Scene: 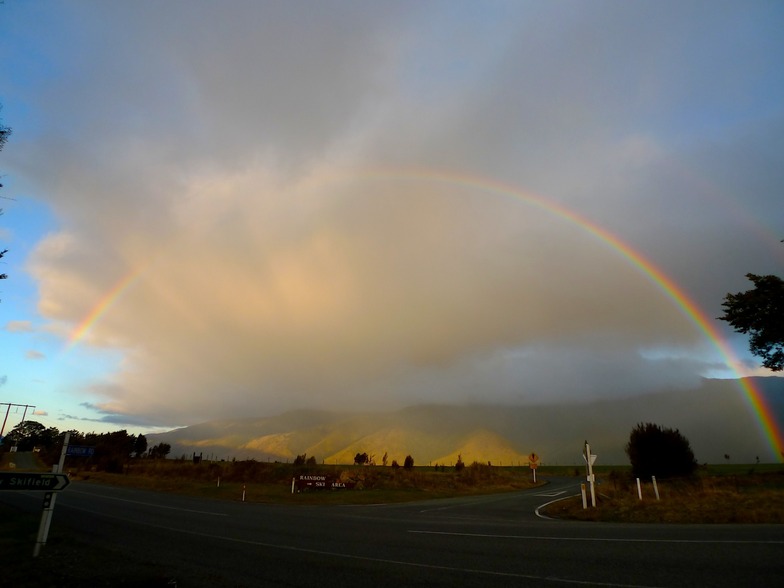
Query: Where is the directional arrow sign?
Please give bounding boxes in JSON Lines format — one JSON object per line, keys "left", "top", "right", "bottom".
{"left": 0, "top": 472, "right": 70, "bottom": 492}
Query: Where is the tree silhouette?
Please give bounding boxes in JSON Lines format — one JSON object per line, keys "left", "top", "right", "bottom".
{"left": 719, "top": 272, "right": 784, "bottom": 371}
{"left": 455, "top": 454, "right": 465, "bottom": 471}
{"left": 0, "top": 103, "right": 10, "bottom": 285}
{"left": 625, "top": 422, "right": 697, "bottom": 478}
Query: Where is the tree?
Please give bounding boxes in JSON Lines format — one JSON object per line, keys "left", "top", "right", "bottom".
{"left": 0, "top": 104, "right": 10, "bottom": 152}
{"left": 149, "top": 442, "right": 171, "bottom": 459}
{"left": 133, "top": 434, "right": 148, "bottom": 457}
{"left": 0, "top": 104, "right": 10, "bottom": 284}
{"left": 2, "top": 421, "right": 58, "bottom": 452}
{"left": 455, "top": 454, "right": 465, "bottom": 472}
{"left": 403, "top": 454, "right": 414, "bottom": 470}
{"left": 719, "top": 273, "right": 784, "bottom": 371}
{"left": 625, "top": 422, "right": 697, "bottom": 479}
{"left": 353, "top": 452, "right": 368, "bottom": 465}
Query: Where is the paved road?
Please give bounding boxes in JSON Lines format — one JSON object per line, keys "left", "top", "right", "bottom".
{"left": 4, "top": 476, "right": 783, "bottom": 587}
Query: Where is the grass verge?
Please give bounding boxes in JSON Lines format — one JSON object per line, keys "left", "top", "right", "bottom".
{"left": 541, "top": 469, "right": 784, "bottom": 523}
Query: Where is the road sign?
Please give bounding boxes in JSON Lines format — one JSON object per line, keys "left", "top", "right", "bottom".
{"left": 528, "top": 452, "right": 539, "bottom": 464}
{"left": 66, "top": 445, "right": 95, "bottom": 457}
{"left": 0, "top": 472, "right": 70, "bottom": 492}
{"left": 582, "top": 453, "right": 597, "bottom": 466}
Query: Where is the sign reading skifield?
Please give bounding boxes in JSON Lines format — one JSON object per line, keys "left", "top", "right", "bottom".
{"left": 0, "top": 472, "right": 70, "bottom": 492}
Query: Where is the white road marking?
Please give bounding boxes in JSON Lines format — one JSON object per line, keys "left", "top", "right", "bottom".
{"left": 534, "top": 490, "right": 568, "bottom": 497}
{"left": 52, "top": 503, "right": 666, "bottom": 588}
{"left": 409, "top": 529, "right": 784, "bottom": 544}
{"left": 67, "top": 488, "right": 228, "bottom": 516}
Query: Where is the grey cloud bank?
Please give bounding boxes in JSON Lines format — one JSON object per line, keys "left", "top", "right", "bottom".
{"left": 1, "top": 1, "right": 782, "bottom": 429}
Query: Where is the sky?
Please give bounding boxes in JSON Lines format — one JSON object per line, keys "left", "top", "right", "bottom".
{"left": 0, "top": 0, "right": 782, "bottom": 437}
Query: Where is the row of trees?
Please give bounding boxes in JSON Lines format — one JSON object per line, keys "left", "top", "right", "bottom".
{"left": 0, "top": 421, "right": 171, "bottom": 472}
{"left": 353, "top": 451, "right": 414, "bottom": 469}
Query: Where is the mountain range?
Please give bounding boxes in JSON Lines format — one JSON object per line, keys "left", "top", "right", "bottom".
{"left": 147, "top": 377, "right": 784, "bottom": 466}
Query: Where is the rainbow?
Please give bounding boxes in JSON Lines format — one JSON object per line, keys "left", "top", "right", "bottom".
{"left": 354, "top": 167, "right": 783, "bottom": 459}
{"left": 66, "top": 166, "right": 783, "bottom": 458}
{"left": 66, "top": 264, "right": 145, "bottom": 350}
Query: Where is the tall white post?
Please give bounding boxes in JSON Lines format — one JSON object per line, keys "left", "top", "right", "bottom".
{"left": 34, "top": 432, "right": 70, "bottom": 557}
{"left": 652, "top": 476, "right": 660, "bottom": 501}
{"left": 585, "top": 441, "right": 596, "bottom": 507}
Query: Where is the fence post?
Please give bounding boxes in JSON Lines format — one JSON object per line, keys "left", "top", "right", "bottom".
{"left": 652, "top": 476, "right": 660, "bottom": 500}
{"left": 636, "top": 477, "right": 642, "bottom": 500}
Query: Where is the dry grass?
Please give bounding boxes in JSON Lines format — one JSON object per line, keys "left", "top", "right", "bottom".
{"left": 542, "top": 470, "right": 784, "bottom": 524}
{"left": 68, "top": 460, "right": 539, "bottom": 505}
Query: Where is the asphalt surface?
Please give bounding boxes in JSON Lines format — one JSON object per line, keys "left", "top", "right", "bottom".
{"left": 4, "top": 476, "right": 784, "bottom": 587}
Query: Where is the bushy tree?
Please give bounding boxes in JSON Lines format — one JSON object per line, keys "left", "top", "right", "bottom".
{"left": 403, "top": 454, "right": 414, "bottom": 470}
{"left": 293, "top": 453, "right": 307, "bottom": 466}
{"left": 719, "top": 273, "right": 784, "bottom": 371}
{"left": 354, "top": 452, "right": 368, "bottom": 465}
{"left": 148, "top": 442, "right": 171, "bottom": 459}
{"left": 2, "top": 421, "right": 59, "bottom": 452}
{"left": 625, "top": 422, "right": 697, "bottom": 479}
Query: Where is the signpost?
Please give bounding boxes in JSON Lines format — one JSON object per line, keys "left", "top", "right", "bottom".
{"left": 38, "top": 431, "right": 70, "bottom": 556}
{"left": 583, "top": 440, "right": 597, "bottom": 508}
{"left": 528, "top": 452, "right": 540, "bottom": 483}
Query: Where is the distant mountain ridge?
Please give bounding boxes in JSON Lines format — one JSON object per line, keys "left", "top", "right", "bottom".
{"left": 147, "top": 377, "right": 784, "bottom": 465}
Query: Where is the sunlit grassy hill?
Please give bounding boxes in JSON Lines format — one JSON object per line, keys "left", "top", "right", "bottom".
{"left": 432, "top": 429, "right": 531, "bottom": 466}
{"left": 146, "top": 377, "right": 784, "bottom": 465}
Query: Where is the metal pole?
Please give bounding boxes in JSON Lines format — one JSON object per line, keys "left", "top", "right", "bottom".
{"left": 0, "top": 403, "right": 10, "bottom": 437}
{"left": 21, "top": 404, "right": 34, "bottom": 423}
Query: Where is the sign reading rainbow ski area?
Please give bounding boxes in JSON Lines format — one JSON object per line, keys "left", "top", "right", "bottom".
{"left": 292, "top": 474, "right": 356, "bottom": 492}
